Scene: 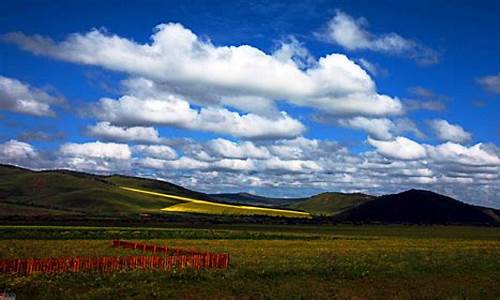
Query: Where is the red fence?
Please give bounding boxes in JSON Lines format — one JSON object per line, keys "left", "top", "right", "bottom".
{"left": 0, "top": 240, "right": 229, "bottom": 276}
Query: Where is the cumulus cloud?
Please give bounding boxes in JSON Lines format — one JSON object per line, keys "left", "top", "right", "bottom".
{"left": 368, "top": 136, "right": 499, "bottom": 167}
{"left": 367, "top": 136, "right": 427, "bottom": 160}
{"left": 428, "top": 119, "right": 471, "bottom": 143}
{"left": 261, "top": 157, "right": 322, "bottom": 172}
{"left": 0, "top": 139, "right": 38, "bottom": 163}
{"left": 428, "top": 142, "right": 500, "bottom": 166}
{"left": 93, "top": 80, "right": 306, "bottom": 139}
{"left": 87, "top": 122, "right": 162, "bottom": 143}
{"left": 59, "top": 141, "right": 131, "bottom": 160}
{"left": 134, "top": 144, "right": 177, "bottom": 160}
{"left": 3, "top": 23, "right": 402, "bottom": 118}
{"left": 393, "top": 118, "right": 425, "bottom": 139}
{"left": 208, "top": 138, "right": 270, "bottom": 159}
{"left": 322, "top": 116, "right": 423, "bottom": 141}
{"left": 320, "top": 10, "right": 439, "bottom": 65}
{"left": 476, "top": 73, "right": 500, "bottom": 94}
{"left": 338, "top": 117, "right": 394, "bottom": 140}
{"left": 56, "top": 141, "right": 132, "bottom": 172}
{"left": 0, "top": 75, "right": 63, "bottom": 116}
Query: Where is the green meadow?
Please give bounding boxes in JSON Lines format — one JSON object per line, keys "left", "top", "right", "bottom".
{"left": 1, "top": 225, "right": 499, "bottom": 299}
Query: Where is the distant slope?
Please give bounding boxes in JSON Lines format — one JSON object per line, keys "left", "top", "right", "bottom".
{"left": 334, "top": 189, "right": 499, "bottom": 224}
{"left": 123, "top": 187, "right": 311, "bottom": 218}
{"left": 105, "top": 175, "right": 212, "bottom": 200}
{"left": 209, "top": 192, "right": 306, "bottom": 207}
{"left": 289, "top": 192, "right": 375, "bottom": 216}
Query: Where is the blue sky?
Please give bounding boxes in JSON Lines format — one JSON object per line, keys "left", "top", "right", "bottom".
{"left": 1, "top": 0, "right": 499, "bottom": 207}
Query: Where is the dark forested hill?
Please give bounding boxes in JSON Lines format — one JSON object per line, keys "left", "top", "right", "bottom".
{"left": 333, "top": 189, "right": 500, "bottom": 224}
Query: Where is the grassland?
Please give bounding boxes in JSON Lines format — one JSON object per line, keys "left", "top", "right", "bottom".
{"left": 1, "top": 225, "right": 499, "bottom": 299}
{"left": 289, "top": 192, "right": 374, "bottom": 216}
{"left": 121, "top": 187, "right": 311, "bottom": 218}
{"left": 0, "top": 167, "right": 181, "bottom": 215}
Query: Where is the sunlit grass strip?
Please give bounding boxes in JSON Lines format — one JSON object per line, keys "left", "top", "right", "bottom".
{"left": 120, "top": 187, "right": 311, "bottom": 218}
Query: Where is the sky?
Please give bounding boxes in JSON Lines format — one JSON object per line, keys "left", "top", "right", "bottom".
{"left": 0, "top": 0, "right": 499, "bottom": 207}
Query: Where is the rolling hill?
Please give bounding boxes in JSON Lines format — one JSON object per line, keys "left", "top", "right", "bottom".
{"left": 334, "top": 189, "right": 500, "bottom": 224}
{"left": 0, "top": 164, "right": 310, "bottom": 218}
{"left": 289, "top": 192, "right": 375, "bottom": 216}
{"left": 0, "top": 164, "right": 182, "bottom": 215}
{"left": 123, "top": 187, "right": 310, "bottom": 218}
{"left": 0, "top": 164, "right": 498, "bottom": 224}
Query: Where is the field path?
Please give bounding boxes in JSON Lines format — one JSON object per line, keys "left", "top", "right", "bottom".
{"left": 120, "top": 186, "right": 311, "bottom": 218}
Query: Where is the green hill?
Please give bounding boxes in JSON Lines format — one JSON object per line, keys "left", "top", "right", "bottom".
{"left": 289, "top": 192, "right": 375, "bottom": 216}
{"left": 1, "top": 164, "right": 498, "bottom": 224}
{"left": 0, "top": 164, "right": 309, "bottom": 218}
{"left": 0, "top": 164, "right": 181, "bottom": 215}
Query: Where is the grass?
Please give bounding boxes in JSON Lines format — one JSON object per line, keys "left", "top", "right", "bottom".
{"left": 0, "top": 168, "right": 181, "bottom": 215}
{"left": 289, "top": 192, "right": 374, "bottom": 216}
{"left": 0, "top": 203, "right": 75, "bottom": 216}
{"left": 0, "top": 225, "right": 499, "bottom": 299}
{"left": 121, "top": 187, "right": 311, "bottom": 218}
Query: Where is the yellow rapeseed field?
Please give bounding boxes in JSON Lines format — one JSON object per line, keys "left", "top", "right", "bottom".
{"left": 120, "top": 186, "right": 311, "bottom": 218}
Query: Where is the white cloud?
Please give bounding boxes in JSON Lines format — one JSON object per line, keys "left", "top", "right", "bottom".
{"left": 4, "top": 23, "right": 403, "bottom": 117}
{"left": 0, "top": 75, "right": 63, "bottom": 116}
{"left": 59, "top": 141, "right": 131, "bottom": 160}
{"left": 95, "top": 89, "right": 306, "bottom": 139}
{"left": 367, "top": 135, "right": 500, "bottom": 167}
{"left": 162, "top": 156, "right": 210, "bottom": 170}
{"left": 193, "top": 107, "right": 305, "bottom": 139}
{"left": 338, "top": 117, "right": 394, "bottom": 140}
{"left": 136, "top": 157, "right": 170, "bottom": 170}
{"left": 213, "top": 158, "right": 256, "bottom": 171}
{"left": 394, "top": 118, "right": 425, "bottom": 139}
{"left": 272, "top": 36, "right": 315, "bottom": 69}
{"left": 321, "top": 10, "right": 439, "bottom": 65}
{"left": 208, "top": 138, "right": 270, "bottom": 159}
{"left": 428, "top": 119, "right": 471, "bottom": 143}
{"left": 367, "top": 136, "right": 427, "bottom": 160}
{"left": 134, "top": 144, "right": 177, "bottom": 160}
{"left": 428, "top": 142, "right": 500, "bottom": 166}
{"left": 261, "top": 157, "right": 322, "bottom": 173}
{"left": 0, "top": 139, "right": 38, "bottom": 162}
{"left": 270, "top": 137, "right": 347, "bottom": 162}
{"left": 96, "top": 94, "right": 196, "bottom": 127}
{"left": 476, "top": 73, "right": 500, "bottom": 94}
{"left": 87, "top": 122, "right": 161, "bottom": 143}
